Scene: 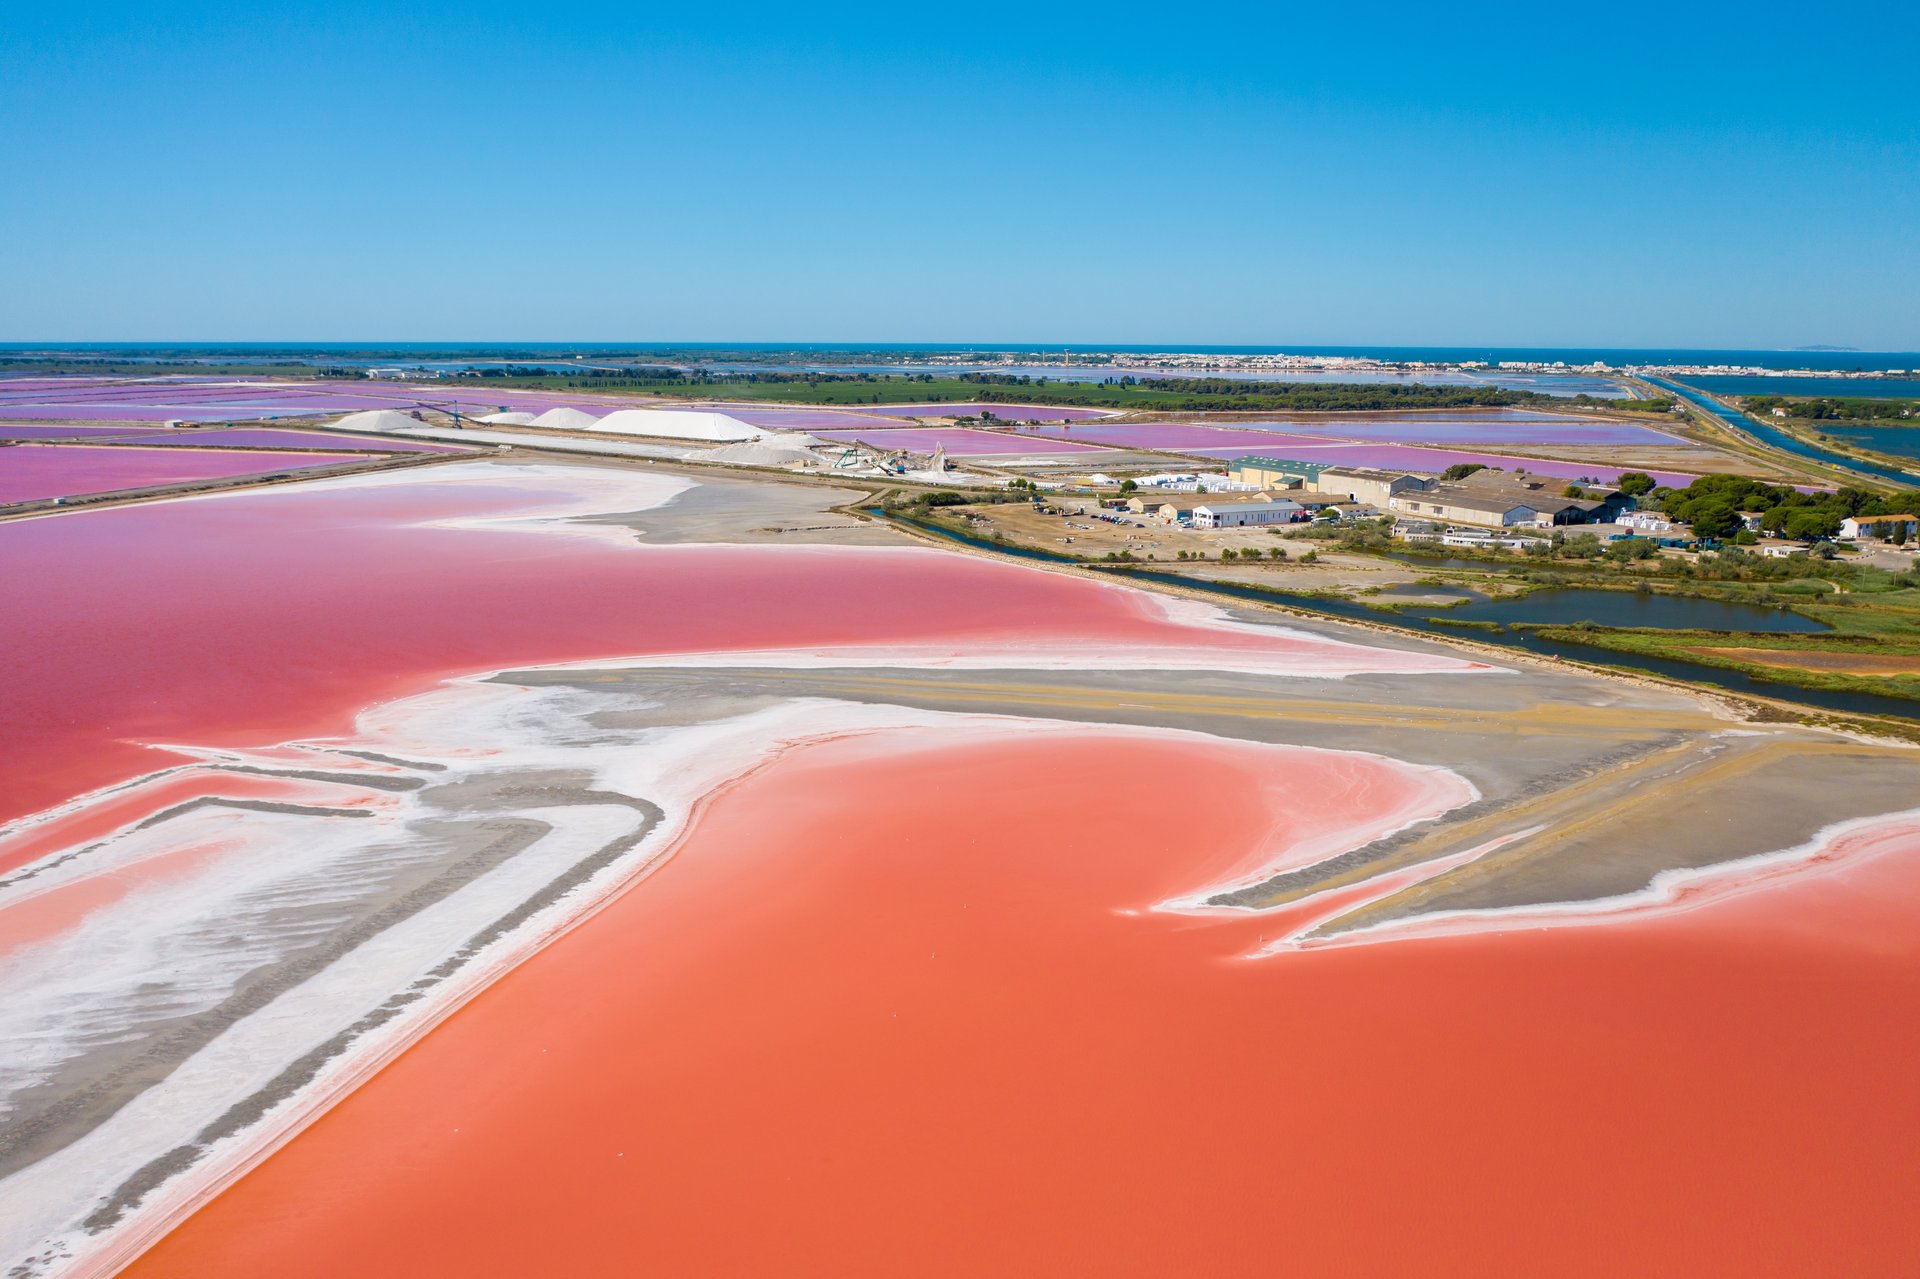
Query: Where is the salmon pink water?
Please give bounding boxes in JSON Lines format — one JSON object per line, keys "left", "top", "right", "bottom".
{"left": 123, "top": 729, "right": 1920, "bottom": 1277}
{"left": 11, "top": 460, "right": 1917, "bottom": 1278}
{"left": 0, "top": 462, "right": 1463, "bottom": 833}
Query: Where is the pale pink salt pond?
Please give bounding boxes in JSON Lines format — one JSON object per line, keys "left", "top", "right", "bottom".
{"left": 812, "top": 427, "right": 1112, "bottom": 455}
{"left": 0, "top": 424, "right": 172, "bottom": 441}
{"left": 123, "top": 428, "right": 469, "bottom": 454}
{"left": 857, "top": 403, "right": 1110, "bottom": 421}
{"left": 0, "top": 445, "right": 374, "bottom": 504}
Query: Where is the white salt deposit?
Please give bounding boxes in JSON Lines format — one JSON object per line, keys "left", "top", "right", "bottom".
{"left": 704, "top": 432, "right": 830, "bottom": 467}
{"left": 530, "top": 406, "right": 603, "bottom": 431}
{"left": 329, "top": 409, "right": 431, "bottom": 434}
{"left": 589, "top": 408, "right": 766, "bottom": 443}
{"left": 478, "top": 411, "right": 538, "bottom": 426}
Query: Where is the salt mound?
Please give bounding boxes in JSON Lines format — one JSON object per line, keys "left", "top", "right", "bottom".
{"left": 331, "top": 409, "right": 429, "bottom": 433}
{"left": 704, "top": 432, "right": 830, "bottom": 466}
{"left": 479, "top": 411, "right": 538, "bottom": 426}
{"left": 590, "top": 408, "right": 765, "bottom": 443}
{"left": 531, "top": 406, "right": 603, "bottom": 431}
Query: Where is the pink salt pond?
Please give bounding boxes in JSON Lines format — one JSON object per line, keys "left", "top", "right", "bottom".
{"left": 0, "top": 444, "right": 375, "bottom": 505}
{"left": 812, "top": 427, "right": 1112, "bottom": 455}
{"left": 123, "top": 428, "right": 468, "bottom": 454}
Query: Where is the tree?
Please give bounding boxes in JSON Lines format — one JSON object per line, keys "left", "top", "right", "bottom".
{"left": 1688, "top": 502, "right": 1742, "bottom": 541}
{"left": 1616, "top": 471, "right": 1655, "bottom": 497}
{"left": 1784, "top": 509, "right": 1841, "bottom": 541}
{"left": 1895, "top": 523, "right": 1911, "bottom": 547}
{"left": 1559, "top": 533, "right": 1605, "bottom": 559}
{"left": 1118, "top": 479, "right": 1137, "bottom": 494}
{"left": 1605, "top": 536, "right": 1657, "bottom": 562}
{"left": 1562, "top": 484, "right": 1585, "bottom": 499}
{"left": 1441, "top": 463, "right": 1489, "bottom": 481}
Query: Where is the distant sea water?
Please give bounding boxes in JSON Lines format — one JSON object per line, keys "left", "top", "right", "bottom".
{"left": 7, "top": 344, "right": 1917, "bottom": 402}
{"left": 4, "top": 343, "right": 1918, "bottom": 373}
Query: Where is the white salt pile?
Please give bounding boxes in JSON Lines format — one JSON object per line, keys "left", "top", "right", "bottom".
{"left": 330, "top": 409, "right": 432, "bottom": 434}
{"left": 478, "top": 411, "right": 538, "bottom": 426}
{"left": 590, "top": 409, "right": 765, "bottom": 443}
{"left": 531, "top": 407, "right": 603, "bottom": 431}
{"left": 704, "top": 433, "right": 830, "bottom": 466}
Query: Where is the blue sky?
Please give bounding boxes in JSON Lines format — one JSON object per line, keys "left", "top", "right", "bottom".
{"left": 2, "top": 1, "right": 1916, "bottom": 347}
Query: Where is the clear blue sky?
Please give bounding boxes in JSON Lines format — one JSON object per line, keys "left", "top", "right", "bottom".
{"left": 2, "top": 1, "right": 1916, "bottom": 348}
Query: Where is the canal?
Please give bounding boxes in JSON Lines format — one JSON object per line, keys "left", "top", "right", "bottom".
{"left": 1648, "top": 377, "right": 1920, "bottom": 489}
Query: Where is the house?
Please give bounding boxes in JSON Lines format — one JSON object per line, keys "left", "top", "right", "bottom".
{"left": 1149, "top": 499, "right": 1196, "bottom": 523}
{"left": 1737, "top": 511, "right": 1765, "bottom": 533}
{"left": 1190, "top": 496, "right": 1305, "bottom": 529}
{"left": 1840, "top": 514, "right": 1919, "bottom": 541}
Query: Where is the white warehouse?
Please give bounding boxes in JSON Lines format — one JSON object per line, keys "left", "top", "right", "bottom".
{"left": 1191, "top": 495, "right": 1304, "bottom": 529}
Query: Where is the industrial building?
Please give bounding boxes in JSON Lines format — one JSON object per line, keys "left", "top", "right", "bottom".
{"left": 1190, "top": 495, "right": 1305, "bottom": 528}
{"left": 1311, "top": 466, "right": 1435, "bottom": 507}
{"left": 1225, "top": 457, "right": 1322, "bottom": 489}
{"left": 1389, "top": 490, "right": 1553, "bottom": 528}
{"left": 1390, "top": 470, "right": 1632, "bottom": 529}
{"left": 1145, "top": 498, "right": 1197, "bottom": 522}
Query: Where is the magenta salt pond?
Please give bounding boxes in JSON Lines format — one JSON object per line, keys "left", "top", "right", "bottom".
{"left": 0, "top": 445, "right": 375, "bottom": 504}
{"left": 0, "top": 424, "right": 170, "bottom": 440}
{"left": 707, "top": 406, "right": 918, "bottom": 431}
{"left": 856, "top": 403, "right": 1110, "bottom": 421}
{"left": 1184, "top": 441, "right": 1697, "bottom": 487}
{"left": 1024, "top": 421, "right": 1348, "bottom": 452}
{"left": 0, "top": 377, "right": 645, "bottom": 423}
{"left": 125, "top": 428, "right": 469, "bottom": 454}
{"left": 812, "top": 427, "right": 1111, "bottom": 455}
{"left": 1229, "top": 417, "right": 1690, "bottom": 447}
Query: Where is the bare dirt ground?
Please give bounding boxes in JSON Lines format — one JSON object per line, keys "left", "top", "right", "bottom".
{"left": 1694, "top": 646, "right": 1920, "bottom": 677}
